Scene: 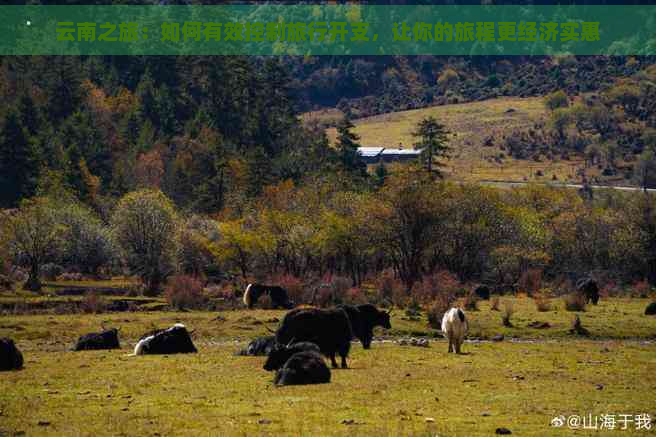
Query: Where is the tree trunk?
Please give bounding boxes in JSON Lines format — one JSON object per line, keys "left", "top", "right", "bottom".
{"left": 24, "top": 264, "right": 42, "bottom": 292}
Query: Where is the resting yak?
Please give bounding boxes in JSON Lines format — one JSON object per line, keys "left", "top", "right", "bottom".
{"left": 133, "top": 324, "right": 197, "bottom": 355}
{"left": 235, "top": 335, "right": 276, "bottom": 356}
{"left": 273, "top": 351, "right": 331, "bottom": 386}
{"left": 577, "top": 277, "right": 600, "bottom": 305}
{"left": 243, "top": 284, "right": 293, "bottom": 309}
{"left": 0, "top": 337, "right": 24, "bottom": 371}
{"left": 275, "top": 307, "right": 352, "bottom": 368}
{"left": 263, "top": 341, "right": 321, "bottom": 371}
{"left": 337, "top": 304, "right": 392, "bottom": 349}
{"left": 73, "top": 327, "right": 121, "bottom": 351}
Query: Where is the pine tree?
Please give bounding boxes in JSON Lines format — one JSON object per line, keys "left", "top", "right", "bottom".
{"left": 412, "top": 116, "right": 451, "bottom": 178}
{"left": 0, "top": 110, "right": 38, "bottom": 207}
{"left": 336, "top": 115, "right": 366, "bottom": 177}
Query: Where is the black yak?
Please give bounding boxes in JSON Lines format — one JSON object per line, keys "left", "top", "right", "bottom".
{"left": 235, "top": 335, "right": 276, "bottom": 356}
{"left": 577, "top": 277, "right": 600, "bottom": 305}
{"left": 263, "top": 341, "right": 321, "bottom": 371}
{"left": 243, "top": 284, "right": 293, "bottom": 309}
{"left": 273, "top": 351, "right": 331, "bottom": 386}
{"left": 338, "top": 304, "right": 392, "bottom": 349}
{"left": 645, "top": 302, "right": 656, "bottom": 315}
{"left": 275, "top": 307, "right": 352, "bottom": 368}
{"left": 0, "top": 337, "right": 24, "bottom": 371}
{"left": 133, "top": 324, "right": 197, "bottom": 355}
{"left": 73, "top": 328, "right": 120, "bottom": 351}
{"left": 474, "top": 285, "right": 491, "bottom": 300}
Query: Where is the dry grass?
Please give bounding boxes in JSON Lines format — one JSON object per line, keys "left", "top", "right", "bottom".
{"left": 534, "top": 295, "right": 552, "bottom": 312}
{"left": 1, "top": 339, "right": 654, "bottom": 436}
{"left": 326, "top": 97, "right": 587, "bottom": 183}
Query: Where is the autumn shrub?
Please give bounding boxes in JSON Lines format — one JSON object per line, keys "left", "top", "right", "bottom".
{"left": 373, "top": 269, "right": 404, "bottom": 305}
{"left": 564, "top": 293, "right": 586, "bottom": 312}
{"left": 463, "top": 292, "right": 479, "bottom": 311}
{"left": 490, "top": 296, "right": 500, "bottom": 311}
{"left": 600, "top": 280, "right": 619, "bottom": 298}
{"left": 632, "top": 279, "right": 651, "bottom": 298}
{"left": 270, "top": 273, "right": 306, "bottom": 304}
{"left": 534, "top": 294, "right": 552, "bottom": 312}
{"left": 517, "top": 268, "right": 542, "bottom": 296}
{"left": 412, "top": 271, "right": 463, "bottom": 303}
{"left": 427, "top": 292, "right": 454, "bottom": 330}
{"left": 164, "top": 275, "right": 207, "bottom": 310}
{"left": 80, "top": 292, "right": 107, "bottom": 314}
{"left": 311, "top": 274, "right": 352, "bottom": 307}
{"left": 344, "top": 287, "right": 368, "bottom": 305}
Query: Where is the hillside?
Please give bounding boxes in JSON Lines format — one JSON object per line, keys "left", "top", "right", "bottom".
{"left": 326, "top": 96, "right": 588, "bottom": 183}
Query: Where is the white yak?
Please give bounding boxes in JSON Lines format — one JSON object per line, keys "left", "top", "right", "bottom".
{"left": 441, "top": 308, "right": 468, "bottom": 354}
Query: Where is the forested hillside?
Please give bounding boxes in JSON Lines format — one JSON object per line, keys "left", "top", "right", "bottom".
{"left": 287, "top": 55, "right": 656, "bottom": 118}
{"left": 0, "top": 55, "right": 341, "bottom": 212}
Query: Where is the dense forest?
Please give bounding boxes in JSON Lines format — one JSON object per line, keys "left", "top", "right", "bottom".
{"left": 3, "top": 52, "right": 656, "bottom": 299}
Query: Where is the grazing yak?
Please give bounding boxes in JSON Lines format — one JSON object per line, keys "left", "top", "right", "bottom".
{"left": 576, "top": 277, "right": 600, "bottom": 305}
{"left": 275, "top": 307, "right": 352, "bottom": 368}
{"left": 273, "top": 351, "right": 331, "bottom": 386}
{"left": 73, "top": 327, "right": 121, "bottom": 351}
{"left": 235, "top": 335, "right": 277, "bottom": 356}
{"left": 243, "top": 284, "right": 293, "bottom": 309}
{"left": 474, "top": 285, "right": 491, "bottom": 300}
{"left": 0, "top": 337, "right": 24, "bottom": 371}
{"left": 338, "top": 304, "right": 392, "bottom": 349}
{"left": 441, "top": 308, "right": 468, "bottom": 354}
{"left": 133, "top": 323, "right": 197, "bottom": 355}
{"left": 263, "top": 341, "right": 321, "bottom": 371}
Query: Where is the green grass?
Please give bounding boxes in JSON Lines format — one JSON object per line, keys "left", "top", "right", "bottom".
{"left": 1, "top": 297, "right": 655, "bottom": 435}
{"left": 1, "top": 340, "right": 655, "bottom": 436}
{"left": 326, "top": 96, "right": 591, "bottom": 184}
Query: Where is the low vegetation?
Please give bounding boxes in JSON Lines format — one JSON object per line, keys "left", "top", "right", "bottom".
{"left": 1, "top": 299, "right": 655, "bottom": 436}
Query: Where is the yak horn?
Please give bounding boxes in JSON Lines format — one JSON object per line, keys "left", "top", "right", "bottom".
{"left": 287, "top": 337, "right": 295, "bottom": 347}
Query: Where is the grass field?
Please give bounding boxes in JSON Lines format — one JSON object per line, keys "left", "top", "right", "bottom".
{"left": 2, "top": 293, "right": 656, "bottom": 436}
{"left": 325, "top": 97, "right": 590, "bottom": 184}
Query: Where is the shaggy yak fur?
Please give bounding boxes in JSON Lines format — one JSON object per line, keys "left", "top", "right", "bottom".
{"left": 275, "top": 307, "right": 352, "bottom": 368}
{"left": 577, "top": 277, "right": 600, "bottom": 305}
{"left": 234, "top": 335, "right": 277, "bottom": 356}
{"left": 441, "top": 308, "right": 468, "bottom": 354}
{"left": 474, "top": 285, "right": 491, "bottom": 300}
{"left": 263, "top": 341, "right": 321, "bottom": 371}
{"left": 133, "top": 324, "right": 197, "bottom": 355}
{"left": 243, "top": 284, "right": 294, "bottom": 309}
{"left": 337, "top": 304, "right": 392, "bottom": 349}
{"left": 0, "top": 337, "right": 24, "bottom": 371}
{"left": 73, "top": 328, "right": 121, "bottom": 351}
{"left": 273, "top": 351, "right": 331, "bottom": 386}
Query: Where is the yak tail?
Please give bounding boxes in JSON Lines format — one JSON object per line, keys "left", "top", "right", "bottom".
{"left": 243, "top": 283, "right": 253, "bottom": 307}
{"left": 457, "top": 308, "right": 466, "bottom": 323}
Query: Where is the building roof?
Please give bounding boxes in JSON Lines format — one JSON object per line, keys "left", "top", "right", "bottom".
{"left": 380, "top": 148, "right": 422, "bottom": 156}
{"left": 357, "top": 147, "right": 385, "bottom": 157}
{"left": 357, "top": 146, "right": 422, "bottom": 157}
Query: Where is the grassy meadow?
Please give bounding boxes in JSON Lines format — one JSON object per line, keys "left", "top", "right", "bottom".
{"left": 1, "top": 291, "right": 656, "bottom": 436}
{"left": 325, "top": 97, "right": 592, "bottom": 184}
